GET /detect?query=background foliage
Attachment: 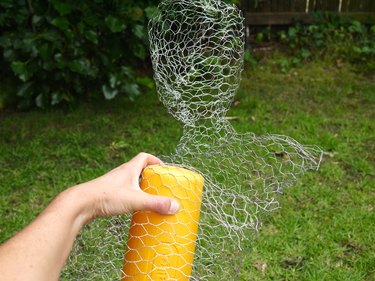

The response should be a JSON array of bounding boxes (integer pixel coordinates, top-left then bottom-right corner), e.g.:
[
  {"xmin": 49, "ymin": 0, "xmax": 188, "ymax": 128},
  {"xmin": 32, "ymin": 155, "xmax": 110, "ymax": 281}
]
[
  {"xmin": 0, "ymin": 3, "xmax": 373, "ymax": 110},
  {"xmin": 0, "ymin": 0, "xmax": 159, "ymax": 109},
  {"xmin": 247, "ymin": 13, "xmax": 375, "ymax": 74},
  {"xmin": 0, "ymin": 0, "xmax": 239, "ymax": 109}
]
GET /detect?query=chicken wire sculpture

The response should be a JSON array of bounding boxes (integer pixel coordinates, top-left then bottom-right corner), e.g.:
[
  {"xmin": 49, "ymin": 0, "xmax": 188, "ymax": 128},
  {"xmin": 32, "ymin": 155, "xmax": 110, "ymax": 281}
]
[{"xmin": 62, "ymin": 0, "xmax": 323, "ymax": 280}]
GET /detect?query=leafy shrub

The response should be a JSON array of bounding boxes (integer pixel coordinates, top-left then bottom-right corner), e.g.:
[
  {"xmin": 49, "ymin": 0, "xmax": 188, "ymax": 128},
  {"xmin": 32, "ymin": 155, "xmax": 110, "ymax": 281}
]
[
  {"xmin": 0, "ymin": 0, "xmax": 159, "ymax": 109},
  {"xmin": 0, "ymin": 0, "xmax": 240, "ymax": 109},
  {"xmin": 249, "ymin": 13, "xmax": 375, "ymax": 74}
]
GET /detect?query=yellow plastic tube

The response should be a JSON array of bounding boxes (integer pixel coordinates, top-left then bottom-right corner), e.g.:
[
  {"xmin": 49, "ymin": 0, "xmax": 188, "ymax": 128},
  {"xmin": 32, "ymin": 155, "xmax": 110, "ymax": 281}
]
[{"xmin": 122, "ymin": 164, "xmax": 204, "ymax": 280}]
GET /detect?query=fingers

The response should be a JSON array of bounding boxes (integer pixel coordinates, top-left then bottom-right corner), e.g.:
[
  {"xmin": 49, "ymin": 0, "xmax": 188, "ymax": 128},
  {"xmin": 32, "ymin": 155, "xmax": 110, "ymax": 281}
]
[
  {"xmin": 128, "ymin": 153, "xmax": 163, "ymax": 188},
  {"xmin": 129, "ymin": 191, "xmax": 180, "ymax": 215},
  {"xmin": 131, "ymin": 152, "xmax": 163, "ymax": 171}
]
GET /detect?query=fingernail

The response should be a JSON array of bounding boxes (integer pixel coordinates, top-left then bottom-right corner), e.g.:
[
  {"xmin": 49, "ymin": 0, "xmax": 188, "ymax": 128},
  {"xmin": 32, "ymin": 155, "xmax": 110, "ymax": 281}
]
[{"xmin": 169, "ymin": 200, "xmax": 180, "ymax": 214}]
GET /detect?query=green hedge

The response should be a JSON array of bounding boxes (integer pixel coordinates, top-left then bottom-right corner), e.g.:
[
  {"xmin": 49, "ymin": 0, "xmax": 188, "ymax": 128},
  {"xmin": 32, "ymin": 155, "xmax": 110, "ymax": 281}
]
[{"xmin": 0, "ymin": 0, "xmax": 159, "ymax": 109}]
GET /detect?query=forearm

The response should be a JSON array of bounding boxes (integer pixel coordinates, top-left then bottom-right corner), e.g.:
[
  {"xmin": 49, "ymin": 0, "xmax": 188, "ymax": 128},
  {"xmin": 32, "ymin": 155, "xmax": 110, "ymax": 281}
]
[
  {"xmin": 0, "ymin": 186, "xmax": 92, "ymax": 281},
  {"xmin": 0, "ymin": 153, "xmax": 177, "ymax": 281}
]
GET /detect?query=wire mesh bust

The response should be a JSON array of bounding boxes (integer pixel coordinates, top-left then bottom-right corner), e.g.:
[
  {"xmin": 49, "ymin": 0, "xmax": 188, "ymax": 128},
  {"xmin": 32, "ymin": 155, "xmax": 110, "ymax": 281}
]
[
  {"xmin": 62, "ymin": 0, "xmax": 322, "ymax": 280},
  {"xmin": 149, "ymin": 0, "xmax": 244, "ymax": 125}
]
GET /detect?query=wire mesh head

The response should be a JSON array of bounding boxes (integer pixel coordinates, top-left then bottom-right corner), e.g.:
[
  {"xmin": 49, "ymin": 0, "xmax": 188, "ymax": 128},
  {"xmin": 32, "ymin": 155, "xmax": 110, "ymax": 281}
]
[
  {"xmin": 149, "ymin": 0, "xmax": 244, "ymax": 125},
  {"xmin": 62, "ymin": 0, "xmax": 323, "ymax": 280}
]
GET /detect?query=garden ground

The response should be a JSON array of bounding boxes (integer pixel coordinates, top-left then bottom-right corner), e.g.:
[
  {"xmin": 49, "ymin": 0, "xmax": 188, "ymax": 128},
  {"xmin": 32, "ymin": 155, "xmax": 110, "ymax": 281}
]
[{"xmin": 0, "ymin": 58, "xmax": 374, "ymax": 280}]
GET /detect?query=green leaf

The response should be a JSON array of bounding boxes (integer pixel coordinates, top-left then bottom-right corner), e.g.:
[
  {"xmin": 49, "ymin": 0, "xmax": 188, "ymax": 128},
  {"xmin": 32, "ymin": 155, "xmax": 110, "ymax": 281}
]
[
  {"xmin": 124, "ymin": 83, "xmax": 140, "ymax": 100},
  {"xmin": 54, "ymin": 53, "xmax": 64, "ymax": 68},
  {"xmin": 64, "ymin": 28, "xmax": 74, "ymax": 41},
  {"xmin": 244, "ymin": 50, "xmax": 258, "ymax": 66},
  {"xmin": 132, "ymin": 24, "xmax": 145, "ymax": 39},
  {"xmin": 51, "ymin": 0, "xmax": 73, "ymax": 16},
  {"xmin": 85, "ymin": 30, "xmax": 98, "ymax": 44},
  {"xmin": 279, "ymin": 31, "xmax": 287, "ymax": 42},
  {"xmin": 68, "ymin": 59, "xmax": 90, "ymax": 75},
  {"xmin": 109, "ymin": 74, "xmax": 119, "ymax": 88},
  {"xmin": 288, "ymin": 27, "xmax": 298, "ymax": 38},
  {"xmin": 256, "ymin": 32, "xmax": 264, "ymax": 42},
  {"xmin": 38, "ymin": 43, "xmax": 51, "ymax": 61},
  {"xmin": 133, "ymin": 44, "xmax": 146, "ymax": 59},
  {"xmin": 77, "ymin": 22, "xmax": 85, "ymax": 34},
  {"xmin": 11, "ymin": 61, "xmax": 30, "ymax": 82},
  {"xmin": 32, "ymin": 15, "xmax": 43, "ymax": 26},
  {"xmin": 361, "ymin": 46, "xmax": 371, "ymax": 54},
  {"xmin": 349, "ymin": 20, "xmax": 365, "ymax": 33},
  {"xmin": 145, "ymin": 6, "xmax": 158, "ymax": 19},
  {"xmin": 3, "ymin": 49, "xmax": 14, "ymax": 60},
  {"xmin": 292, "ymin": 57, "xmax": 301, "ymax": 66},
  {"xmin": 98, "ymin": 52, "xmax": 109, "ymax": 66},
  {"xmin": 35, "ymin": 94, "xmax": 44, "ymax": 108},
  {"xmin": 105, "ymin": 16, "xmax": 126, "ymax": 33},
  {"xmin": 121, "ymin": 66, "xmax": 134, "ymax": 78},
  {"xmin": 51, "ymin": 92, "xmax": 63, "ymax": 105},
  {"xmin": 136, "ymin": 76, "xmax": 154, "ymax": 90},
  {"xmin": 353, "ymin": 46, "xmax": 362, "ymax": 53},
  {"xmin": 102, "ymin": 85, "xmax": 118, "ymax": 100},
  {"xmin": 16, "ymin": 82, "xmax": 34, "ymax": 97},
  {"xmin": 51, "ymin": 17, "xmax": 69, "ymax": 30},
  {"xmin": 301, "ymin": 48, "xmax": 311, "ymax": 59},
  {"xmin": 40, "ymin": 31, "xmax": 60, "ymax": 42}
]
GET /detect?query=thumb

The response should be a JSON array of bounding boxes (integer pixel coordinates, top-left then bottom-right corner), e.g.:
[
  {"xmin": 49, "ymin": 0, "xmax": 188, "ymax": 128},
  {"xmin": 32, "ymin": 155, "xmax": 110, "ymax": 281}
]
[{"xmin": 129, "ymin": 191, "xmax": 180, "ymax": 215}]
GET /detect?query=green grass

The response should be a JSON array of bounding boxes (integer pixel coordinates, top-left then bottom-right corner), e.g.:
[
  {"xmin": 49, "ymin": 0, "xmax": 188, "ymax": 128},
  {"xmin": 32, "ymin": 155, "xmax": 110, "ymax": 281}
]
[{"xmin": 1, "ymin": 58, "xmax": 374, "ymax": 280}]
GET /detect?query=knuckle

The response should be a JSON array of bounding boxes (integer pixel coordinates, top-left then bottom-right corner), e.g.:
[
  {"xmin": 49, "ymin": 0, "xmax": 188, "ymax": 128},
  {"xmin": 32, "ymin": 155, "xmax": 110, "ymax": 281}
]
[
  {"xmin": 138, "ymin": 152, "xmax": 148, "ymax": 157},
  {"xmin": 153, "ymin": 197, "xmax": 171, "ymax": 213}
]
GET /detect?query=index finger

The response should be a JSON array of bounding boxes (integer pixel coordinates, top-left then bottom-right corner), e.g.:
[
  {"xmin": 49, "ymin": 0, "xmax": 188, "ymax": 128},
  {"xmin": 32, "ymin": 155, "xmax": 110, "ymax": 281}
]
[{"xmin": 131, "ymin": 152, "xmax": 163, "ymax": 173}]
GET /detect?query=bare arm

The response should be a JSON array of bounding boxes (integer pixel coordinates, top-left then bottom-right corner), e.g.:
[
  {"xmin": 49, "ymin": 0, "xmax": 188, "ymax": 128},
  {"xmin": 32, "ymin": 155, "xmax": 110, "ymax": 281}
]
[{"xmin": 0, "ymin": 153, "xmax": 180, "ymax": 281}]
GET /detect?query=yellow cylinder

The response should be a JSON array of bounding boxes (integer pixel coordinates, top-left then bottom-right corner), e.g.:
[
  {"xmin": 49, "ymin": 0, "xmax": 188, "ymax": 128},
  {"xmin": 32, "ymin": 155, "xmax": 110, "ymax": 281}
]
[{"xmin": 122, "ymin": 164, "xmax": 204, "ymax": 280}]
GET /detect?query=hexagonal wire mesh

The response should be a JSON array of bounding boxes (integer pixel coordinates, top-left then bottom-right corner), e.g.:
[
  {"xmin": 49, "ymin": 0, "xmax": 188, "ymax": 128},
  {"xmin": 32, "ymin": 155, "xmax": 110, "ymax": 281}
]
[{"xmin": 62, "ymin": 0, "xmax": 323, "ymax": 280}]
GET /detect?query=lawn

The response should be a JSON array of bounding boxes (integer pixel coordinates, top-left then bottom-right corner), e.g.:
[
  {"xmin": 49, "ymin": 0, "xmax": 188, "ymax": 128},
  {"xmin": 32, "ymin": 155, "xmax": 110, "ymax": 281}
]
[{"xmin": 0, "ymin": 58, "xmax": 374, "ymax": 280}]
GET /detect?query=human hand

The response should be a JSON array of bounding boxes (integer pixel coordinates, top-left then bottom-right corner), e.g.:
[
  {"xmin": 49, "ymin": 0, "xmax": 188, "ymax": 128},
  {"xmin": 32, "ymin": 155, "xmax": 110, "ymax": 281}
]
[{"xmin": 70, "ymin": 152, "xmax": 180, "ymax": 223}]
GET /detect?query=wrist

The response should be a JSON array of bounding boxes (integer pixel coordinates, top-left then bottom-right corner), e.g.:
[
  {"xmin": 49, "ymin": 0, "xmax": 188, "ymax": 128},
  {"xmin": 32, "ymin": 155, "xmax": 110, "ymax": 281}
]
[{"xmin": 56, "ymin": 185, "xmax": 96, "ymax": 227}]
